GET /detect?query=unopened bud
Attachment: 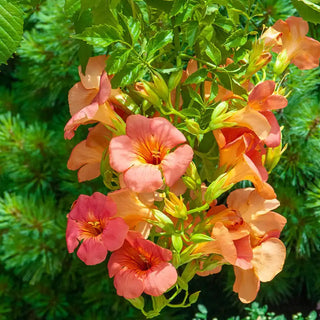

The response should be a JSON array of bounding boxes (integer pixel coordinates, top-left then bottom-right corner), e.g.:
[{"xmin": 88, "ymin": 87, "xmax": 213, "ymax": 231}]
[
  {"xmin": 164, "ymin": 192, "xmax": 188, "ymax": 219},
  {"xmin": 185, "ymin": 119, "xmax": 201, "ymax": 135},
  {"xmin": 211, "ymin": 102, "xmax": 228, "ymax": 121},
  {"xmin": 136, "ymin": 81, "xmax": 162, "ymax": 107},
  {"xmin": 264, "ymin": 143, "xmax": 287, "ymax": 173},
  {"xmin": 185, "ymin": 161, "xmax": 201, "ymax": 184},
  {"xmin": 168, "ymin": 70, "xmax": 183, "ymax": 91},
  {"xmin": 152, "ymin": 72, "xmax": 169, "ymax": 102},
  {"xmin": 274, "ymin": 49, "xmax": 290, "ymax": 75}
]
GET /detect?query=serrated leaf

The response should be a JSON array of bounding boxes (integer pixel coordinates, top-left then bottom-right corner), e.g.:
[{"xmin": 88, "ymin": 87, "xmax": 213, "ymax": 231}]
[
  {"xmin": 216, "ymin": 71, "xmax": 246, "ymax": 96},
  {"xmin": 180, "ymin": 107, "xmax": 201, "ymax": 118},
  {"xmin": 224, "ymin": 29, "xmax": 247, "ymax": 50},
  {"xmin": 185, "ymin": 20, "xmax": 199, "ymax": 47},
  {"xmin": 204, "ymin": 40, "xmax": 221, "ymax": 65},
  {"xmin": 187, "ymin": 87, "xmax": 204, "ymax": 105},
  {"xmin": 147, "ymin": 30, "xmax": 173, "ymax": 58},
  {"xmin": 184, "ymin": 68, "xmax": 208, "ymax": 85},
  {"xmin": 170, "ymin": 0, "xmax": 185, "ymax": 17},
  {"xmin": 111, "ymin": 63, "xmax": 142, "ymax": 88},
  {"xmin": 128, "ymin": 17, "xmax": 141, "ymax": 43},
  {"xmin": 73, "ymin": 24, "xmax": 123, "ymax": 47},
  {"xmin": 106, "ymin": 46, "xmax": 132, "ymax": 75},
  {"xmin": 64, "ymin": 0, "xmax": 81, "ymax": 17},
  {"xmin": 0, "ymin": 0, "xmax": 23, "ymax": 65}
]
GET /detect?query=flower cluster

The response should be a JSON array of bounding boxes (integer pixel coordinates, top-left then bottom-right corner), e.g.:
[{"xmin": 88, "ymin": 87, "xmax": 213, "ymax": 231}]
[{"xmin": 64, "ymin": 16, "xmax": 320, "ymax": 317}]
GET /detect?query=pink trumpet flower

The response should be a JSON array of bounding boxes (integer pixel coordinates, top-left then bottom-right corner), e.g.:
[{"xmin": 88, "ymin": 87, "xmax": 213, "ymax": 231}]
[
  {"xmin": 108, "ymin": 232, "xmax": 178, "ymax": 299},
  {"xmin": 109, "ymin": 115, "xmax": 194, "ymax": 193},
  {"xmin": 66, "ymin": 192, "xmax": 128, "ymax": 265}
]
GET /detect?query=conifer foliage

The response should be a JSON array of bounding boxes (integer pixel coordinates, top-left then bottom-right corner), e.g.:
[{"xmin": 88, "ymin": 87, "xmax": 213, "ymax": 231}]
[{"xmin": 0, "ymin": 0, "xmax": 319, "ymax": 319}]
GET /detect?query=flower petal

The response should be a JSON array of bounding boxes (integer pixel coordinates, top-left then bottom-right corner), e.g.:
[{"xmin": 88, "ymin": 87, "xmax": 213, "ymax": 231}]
[
  {"xmin": 113, "ymin": 269, "xmax": 144, "ymax": 299},
  {"xmin": 68, "ymin": 82, "xmax": 98, "ymax": 116},
  {"xmin": 252, "ymin": 238, "xmax": 286, "ymax": 282},
  {"xmin": 249, "ymin": 80, "xmax": 275, "ymax": 102},
  {"xmin": 102, "ymin": 217, "xmax": 129, "ymax": 251},
  {"xmin": 124, "ymin": 164, "xmax": 163, "ymax": 193},
  {"xmin": 66, "ymin": 218, "xmax": 80, "ymax": 253},
  {"xmin": 79, "ymin": 55, "xmax": 107, "ymax": 90},
  {"xmin": 233, "ymin": 267, "xmax": 260, "ymax": 303},
  {"xmin": 77, "ymin": 237, "xmax": 108, "ymax": 265},
  {"xmin": 109, "ymin": 135, "xmax": 137, "ymax": 172},
  {"xmin": 144, "ymin": 262, "xmax": 177, "ymax": 296},
  {"xmin": 161, "ymin": 144, "xmax": 194, "ymax": 187}
]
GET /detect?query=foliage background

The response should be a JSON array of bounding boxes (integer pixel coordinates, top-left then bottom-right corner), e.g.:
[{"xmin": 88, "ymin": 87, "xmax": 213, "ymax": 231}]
[{"xmin": 0, "ymin": 0, "xmax": 319, "ymax": 319}]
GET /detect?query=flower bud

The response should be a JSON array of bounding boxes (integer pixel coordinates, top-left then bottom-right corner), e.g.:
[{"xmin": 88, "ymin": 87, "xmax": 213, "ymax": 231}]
[
  {"xmin": 264, "ymin": 143, "xmax": 287, "ymax": 173},
  {"xmin": 136, "ymin": 81, "xmax": 162, "ymax": 107},
  {"xmin": 185, "ymin": 161, "xmax": 201, "ymax": 184},
  {"xmin": 274, "ymin": 49, "xmax": 290, "ymax": 75},
  {"xmin": 185, "ymin": 119, "xmax": 201, "ymax": 135},
  {"xmin": 164, "ymin": 192, "xmax": 188, "ymax": 219},
  {"xmin": 168, "ymin": 70, "xmax": 183, "ymax": 91},
  {"xmin": 152, "ymin": 72, "xmax": 169, "ymax": 102}
]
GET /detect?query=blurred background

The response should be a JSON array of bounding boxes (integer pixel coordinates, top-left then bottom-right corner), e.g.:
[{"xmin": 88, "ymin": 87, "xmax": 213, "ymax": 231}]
[{"xmin": 0, "ymin": 0, "xmax": 319, "ymax": 319}]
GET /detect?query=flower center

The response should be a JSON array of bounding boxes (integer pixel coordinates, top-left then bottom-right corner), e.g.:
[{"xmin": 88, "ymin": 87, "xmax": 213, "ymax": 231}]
[
  {"xmin": 135, "ymin": 136, "xmax": 168, "ymax": 166},
  {"xmin": 78, "ymin": 219, "xmax": 105, "ymax": 240}
]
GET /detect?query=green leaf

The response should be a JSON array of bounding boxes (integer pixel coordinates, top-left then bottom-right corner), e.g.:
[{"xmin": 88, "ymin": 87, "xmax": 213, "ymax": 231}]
[
  {"xmin": 111, "ymin": 63, "xmax": 142, "ymax": 87},
  {"xmin": 64, "ymin": 0, "xmax": 81, "ymax": 17},
  {"xmin": 106, "ymin": 46, "xmax": 132, "ymax": 75},
  {"xmin": 185, "ymin": 20, "xmax": 199, "ymax": 47},
  {"xmin": 184, "ymin": 68, "xmax": 208, "ymax": 85},
  {"xmin": 180, "ymin": 107, "xmax": 201, "ymax": 118},
  {"xmin": 0, "ymin": 0, "xmax": 24, "ymax": 65},
  {"xmin": 224, "ymin": 29, "xmax": 247, "ymax": 50},
  {"xmin": 145, "ymin": 0, "xmax": 173, "ymax": 11},
  {"xmin": 216, "ymin": 71, "xmax": 247, "ymax": 96},
  {"xmin": 187, "ymin": 87, "xmax": 204, "ymax": 105},
  {"xmin": 147, "ymin": 30, "xmax": 174, "ymax": 58},
  {"xmin": 73, "ymin": 24, "xmax": 123, "ymax": 47},
  {"xmin": 170, "ymin": 0, "xmax": 185, "ymax": 17},
  {"xmin": 128, "ymin": 17, "xmax": 141, "ymax": 43},
  {"xmin": 291, "ymin": 0, "xmax": 320, "ymax": 24},
  {"xmin": 78, "ymin": 41, "xmax": 92, "ymax": 74},
  {"xmin": 204, "ymin": 39, "xmax": 221, "ymax": 65}
]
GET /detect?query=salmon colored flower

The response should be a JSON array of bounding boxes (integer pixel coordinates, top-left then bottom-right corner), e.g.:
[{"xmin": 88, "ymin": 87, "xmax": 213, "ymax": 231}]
[
  {"xmin": 194, "ymin": 188, "xmax": 286, "ymax": 302},
  {"xmin": 66, "ymin": 192, "xmax": 129, "ymax": 265},
  {"xmin": 108, "ymin": 188, "xmax": 155, "ymax": 238},
  {"xmin": 248, "ymin": 80, "xmax": 287, "ymax": 147},
  {"xmin": 109, "ymin": 115, "xmax": 194, "ymax": 193},
  {"xmin": 108, "ymin": 232, "xmax": 178, "ymax": 299},
  {"xmin": 65, "ymin": 55, "xmax": 128, "ymax": 140},
  {"xmin": 68, "ymin": 55, "xmax": 110, "ymax": 116},
  {"xmin": 233, "ymin": 237, "xmax": 286, "ymax": 303},
  {"xmin": 271, "ymin": 17, "xmax": 320, "ymax": 70},
  {"xmin": 67, "ymin": 123, "xmax": 111, "ymax": 182}
]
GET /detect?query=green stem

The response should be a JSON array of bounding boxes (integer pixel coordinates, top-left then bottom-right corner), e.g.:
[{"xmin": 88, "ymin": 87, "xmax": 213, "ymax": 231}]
[{"xmin": 187, "ymin": 203, "xmax": 209, "ymax": 215}]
